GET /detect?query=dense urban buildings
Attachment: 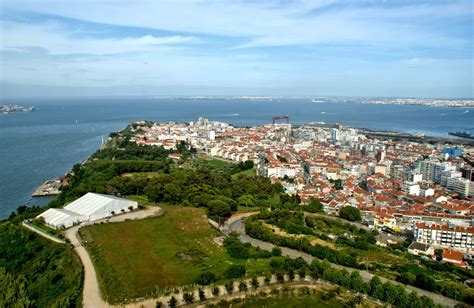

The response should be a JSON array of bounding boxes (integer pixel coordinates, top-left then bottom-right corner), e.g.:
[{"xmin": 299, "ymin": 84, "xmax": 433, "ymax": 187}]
[{"xmin": 130, "ymin": 118, "xmax": 474, "ymax": 263}]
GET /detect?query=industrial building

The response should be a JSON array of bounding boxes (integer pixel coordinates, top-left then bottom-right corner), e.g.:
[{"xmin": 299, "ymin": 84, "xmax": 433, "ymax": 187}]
[{"xmin": 38, "ymin": 193, "xmax": 138, "ymax": 229}]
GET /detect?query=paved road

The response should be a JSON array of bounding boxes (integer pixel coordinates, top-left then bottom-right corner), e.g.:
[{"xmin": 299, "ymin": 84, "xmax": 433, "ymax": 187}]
[
  {"xmin": 63, "ymin": 207, "xmax": 161, "ymax": 308},
  {"xmin": 22, "ymin": 221, "xmax": 66, "ymax": 244},
  {"xmin": 224, "ymin": 213, "xmax": 460, "ymax": 308}
]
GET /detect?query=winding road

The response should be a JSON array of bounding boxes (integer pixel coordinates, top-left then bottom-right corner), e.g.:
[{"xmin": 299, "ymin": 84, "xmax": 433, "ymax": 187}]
[
  {"xmin": 63, "ymin": 209, "xmax": 460, "ymax": 307},
  {"xmin": 64, "ymin": 207, "xmax": 162, "ymax": 308},
  {"xmin": 223, "ymin": 212, "xmax": 460, "ymax": 308}
]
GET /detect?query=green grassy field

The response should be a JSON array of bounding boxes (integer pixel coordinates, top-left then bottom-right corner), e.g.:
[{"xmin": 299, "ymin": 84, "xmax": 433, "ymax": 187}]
[
  {"xmin": 232, "ymin": 168, "xmax": 256, "ymax": 179},
  {"xmin": 194, "ymin": 156, "xmax": 236, "ymax": 169},
  {"xmin": 80, "ymin": 205, "xmax": 272, "ymax": 303}
]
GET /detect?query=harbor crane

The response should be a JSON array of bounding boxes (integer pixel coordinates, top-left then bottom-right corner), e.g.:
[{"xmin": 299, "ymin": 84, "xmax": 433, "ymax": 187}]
[{"xmin": 272, "ymin": 115, "xmax": 290, "ymax": 124}]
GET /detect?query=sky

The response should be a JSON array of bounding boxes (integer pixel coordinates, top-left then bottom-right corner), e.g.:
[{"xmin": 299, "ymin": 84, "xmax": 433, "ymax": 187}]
[{"xmin": 0, "ymin": 0, "xmax": 473, "ymax": 98}]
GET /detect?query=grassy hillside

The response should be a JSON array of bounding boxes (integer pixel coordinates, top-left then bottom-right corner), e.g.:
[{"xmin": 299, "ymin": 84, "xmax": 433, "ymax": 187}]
[{"xmin": 80, "ymin": 205, "xmax": 272, "ymax": 304}]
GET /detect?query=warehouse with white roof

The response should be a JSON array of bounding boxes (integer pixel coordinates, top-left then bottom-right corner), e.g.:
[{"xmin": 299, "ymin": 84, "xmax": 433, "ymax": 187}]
[{"xmin": 37, "ymin": 192, "xmax": 138, "ymax": 229}]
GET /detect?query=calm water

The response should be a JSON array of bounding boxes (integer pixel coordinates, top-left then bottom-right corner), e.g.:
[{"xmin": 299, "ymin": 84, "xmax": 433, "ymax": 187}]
[{"xmin": 1, "ymin": 97, "xmax": 473, "ymax": 219}]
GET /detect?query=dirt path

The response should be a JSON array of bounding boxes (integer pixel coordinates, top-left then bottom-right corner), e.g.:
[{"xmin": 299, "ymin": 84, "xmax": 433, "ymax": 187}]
[
  {"xmin": 22, "ymin": 221, "xmax": 66, "ymax": 244},
  {"xmin": 63, "ymin": 207, "xmax": 161, "ymax": 308}
]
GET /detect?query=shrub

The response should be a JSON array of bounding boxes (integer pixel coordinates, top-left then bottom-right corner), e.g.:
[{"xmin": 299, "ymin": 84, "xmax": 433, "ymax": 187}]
[
  {"xmin": 298, "ymin": 267, "xmax": 306, "ymax": 280},
  {"xmin": 264, "ymin": 275, "xmax": 271, "ymax": 285},
  {"xmin": 224, "ymin": 265, "xmax": 246, "ymax": 279},
  {"xmin": 239, "ymin": 281, "xmax": 248, "ymax": 292},
  {"xmin": 339, "ymin": 206, "xmax": 361, "ymax": 222},
  {"xmin": 276, "ymin": 271, "xmax": 285, "ymax": 283},
  {"xmin": 183, "ymin": 292, "xmax": 194, "ymax": 304},
  {"xmin": 288, "ymin": 268, "xmax": 295, "ymax": 281},
  {"xmin": 212, "ymin": 286, "xmax": 220, "ymax": 297},
  {"xmin": 168, "ymin": 296, "xmax": 177, "ymax": 308},
  {"xmin": 225, "ymin": 281, "xmax": 234, "ymax": 294},
  {"xmin": 198, "ymin": 288, "xmax": 206, "ymax": 301},
  {"xmin": 271, "ymin": 246, "xmax": 282, "ymax": 256},
  {"xmin": 195, "ymin": 271, "xmax": 217, "ymax": 285},
  {"xmin": 251, "ymin": 276, "xmax": 259, "ymax": 289}
]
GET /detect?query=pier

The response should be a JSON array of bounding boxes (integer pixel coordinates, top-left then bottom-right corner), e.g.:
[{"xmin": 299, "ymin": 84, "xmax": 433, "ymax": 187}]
[{"xmin": 32, "ymin": 179, "xmax": 62, "ymax": 197}]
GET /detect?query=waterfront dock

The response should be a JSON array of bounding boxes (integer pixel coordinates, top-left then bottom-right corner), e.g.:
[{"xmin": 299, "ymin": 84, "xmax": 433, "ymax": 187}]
[{"xmin": 32, "ymin": 179, "xmax": 62, "ymax": 197}]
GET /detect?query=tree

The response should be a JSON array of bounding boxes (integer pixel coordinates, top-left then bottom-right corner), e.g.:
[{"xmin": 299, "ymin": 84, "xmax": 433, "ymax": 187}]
[
  {"xmin": 155, "ymin": 301, "xmax": 163, "ymax": 308},
  {"xmin": 339, "ymin": 269, "xmax": 351, "ymax": 288},
  {"xmin": 207, "ymin": 200, "xmax": 232, "ymax": 221},
  {"xmin": 195, "ymin": 271, "xmax": 217, "ymax": 285},
  {"xmin": 298, "ymin": 267, "xmax": 306, "ymax": 280},
  {"xmin": 183, "ymin": 292, "xmax": 194, "ymax": 304},
  {"xmin": 369, "ymin": 276, "xmax": 384, "ymax": 300},
  {"xmin": 163, "ymin": 183, "xmax": 181, "ymax": 203},
  {"xmin": 223, "ymin": 236, "xmax": 250, "ymax": 259},
  {"xmin": 239, "ymin": 281, "xmax": 248, "ymax": 292},
  {"xmin": 251, "ymin": 276, "xmax": 259, "ymax": 289},
  {"xmin": 225, "ymin": 281, "xmax": 234, "ymax": 294},
  {"xmin": 271, "ymin": 246, "xmax": 282, "ymax": 256},
  {"xmin": 237, "ymin": 194, "xmax": 254, "ymax": 211},
  {"xmin": 288, "ymin": 268, "xmax": 295, "ymax": 281},
  {"xmin": 144, "ymin": 178, "xmax": 165, "ymax": 202},
  {"xmin": 307, "ymin": 198, "xmax": 324, "ymax": 212},
  {"xmin": 415, "ymin": 273, "xmax": 436, "ymax": 292},
  {"xmin": 383, "ymin": 282, "xmax": 398, "ymax": 304},
  {"xmin": 264, "ymin": 275, "xmax": 271, "ymax": 285},
  {"xmin": 0, "ymin": 269, "xmax": 31, "ymax": 307},
  {"xmin": 339, "ymin": 206, "xmax": 361, "ymax": 222},
  {"xmin": 212, "ymin": 286, "xmax": 220, "ymax": 297},
  {"xmin": 349, "ymin": 270, "xmax": 366, "ymax": 293},
  {"xmin": 224, "ymin": 265, "xmax": 246, "ymax": 279},
  {"xmin": 276, "ymin": 271, "xmax": 285, "ymax": 283},
  {"xmin": 198, "ymin": 289, "xmax": 206, "ymax": 301},
  {"xmin": 168, "ymin": 296, "xmax": 177, "ymax": 308}
]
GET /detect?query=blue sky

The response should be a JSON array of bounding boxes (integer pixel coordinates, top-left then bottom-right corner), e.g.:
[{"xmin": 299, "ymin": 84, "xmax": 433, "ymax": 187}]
[{"xmin": 0, "ymin": 0, "xmax": 472, "ymax": 98}]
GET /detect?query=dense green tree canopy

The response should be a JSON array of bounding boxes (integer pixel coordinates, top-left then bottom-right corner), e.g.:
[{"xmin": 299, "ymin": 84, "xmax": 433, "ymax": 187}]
[{"xmin": 339, "ymin": 206, "xmax": 361, "ymax": 222}]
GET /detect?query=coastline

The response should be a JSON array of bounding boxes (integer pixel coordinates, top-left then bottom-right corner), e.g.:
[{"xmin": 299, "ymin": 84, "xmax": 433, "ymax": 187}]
[{"xmin": 28, "ymin": 120, "xmax": 473, "ymax": 212}]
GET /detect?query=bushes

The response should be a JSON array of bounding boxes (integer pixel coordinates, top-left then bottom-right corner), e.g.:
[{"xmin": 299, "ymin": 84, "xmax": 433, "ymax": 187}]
[
  {"xmin": 339, "ymin": 206, "xmax": 361, "ymax": 222},
  {"xmin": 224, "ymin": 265, "xmax": 246, "ymax": 279},
  {"xmin": 245, "ymin": 217, "xmax": 359, "ymax": 269},
  {"xmin": 0, "ymin": 223, "xmax": 82, "ymax": 307},
  {"xmin": 223, "ymin": 235, "xmax": 273, "ymax": 259},
  {"xmin": 309, "ymin": 259, "xmax": 436, "ymax": 308},
  {"xmin": 195, "ymin": 272, "xmax": 217, "ymax": 285},
  {"xmin": 207, "ymin": 200, "xmax": 232, "ymax": 221},
  {"xmin": 271, "ymin": 247, "xmax": 282, "ymax": 256}
]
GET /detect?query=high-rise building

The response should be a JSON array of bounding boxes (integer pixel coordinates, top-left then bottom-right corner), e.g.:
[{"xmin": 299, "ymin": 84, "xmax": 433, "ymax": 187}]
[
  {"xmin": 332, "ymin": 129, "xmax": 339, "ymax": 142},
  {"xmin": 461, "ymin": 166, "xmax": 474, "ymax": 181},
  {"xmin": 375, "ymin": 150, "xmax": 385, "ymax": 162},
  {"xmin": 419, "ymin": 161, "xmax": 437, "ymax": 182}
]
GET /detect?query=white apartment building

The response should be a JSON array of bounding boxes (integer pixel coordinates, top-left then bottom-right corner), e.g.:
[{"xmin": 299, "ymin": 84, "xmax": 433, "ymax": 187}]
[
  {"xmin": 447, "ymin": 177, "xmax": 474, "ymax": 197},
  {"xmin": 266, "ymin": 163, "xmax": 303, "ymax": 179},
  {"xmin": 413, "ymin": 222, "xmax": 473, "ymax": 254}
]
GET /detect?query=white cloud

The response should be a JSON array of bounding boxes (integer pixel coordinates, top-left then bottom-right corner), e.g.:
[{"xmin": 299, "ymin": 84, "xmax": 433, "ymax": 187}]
[
  {"xmin": 1, "ymin": 21, "xmax": 197, "ymax": 55},
  {"xmin": 1, "ymin": 0, "xmax": 470, "ymax": 48}
]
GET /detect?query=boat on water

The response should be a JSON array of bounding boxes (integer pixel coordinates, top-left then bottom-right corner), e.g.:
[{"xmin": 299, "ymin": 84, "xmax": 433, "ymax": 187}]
[{"xmin": 448, "ymin": 130, "xmax": 474, "ymax": 140}]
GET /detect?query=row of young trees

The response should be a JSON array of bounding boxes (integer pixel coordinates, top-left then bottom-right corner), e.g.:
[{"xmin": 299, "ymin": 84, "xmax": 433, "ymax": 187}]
[
  {"xmin": 245, "ymin": 212, "xmax": 474, "ymax": 304},
  {"xmin": 160, "ymin": 258, "xmax": 438, "ymax": 308},
  {"xmin": 310, "ymin": 259, "xmax": 438, "ymax": 308}
]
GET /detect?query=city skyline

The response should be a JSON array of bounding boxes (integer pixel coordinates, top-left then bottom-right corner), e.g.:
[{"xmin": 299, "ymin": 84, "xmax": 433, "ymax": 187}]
[{"xmin": 1, "ymin": 0, "xmax": 473, "ymax": 98}]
